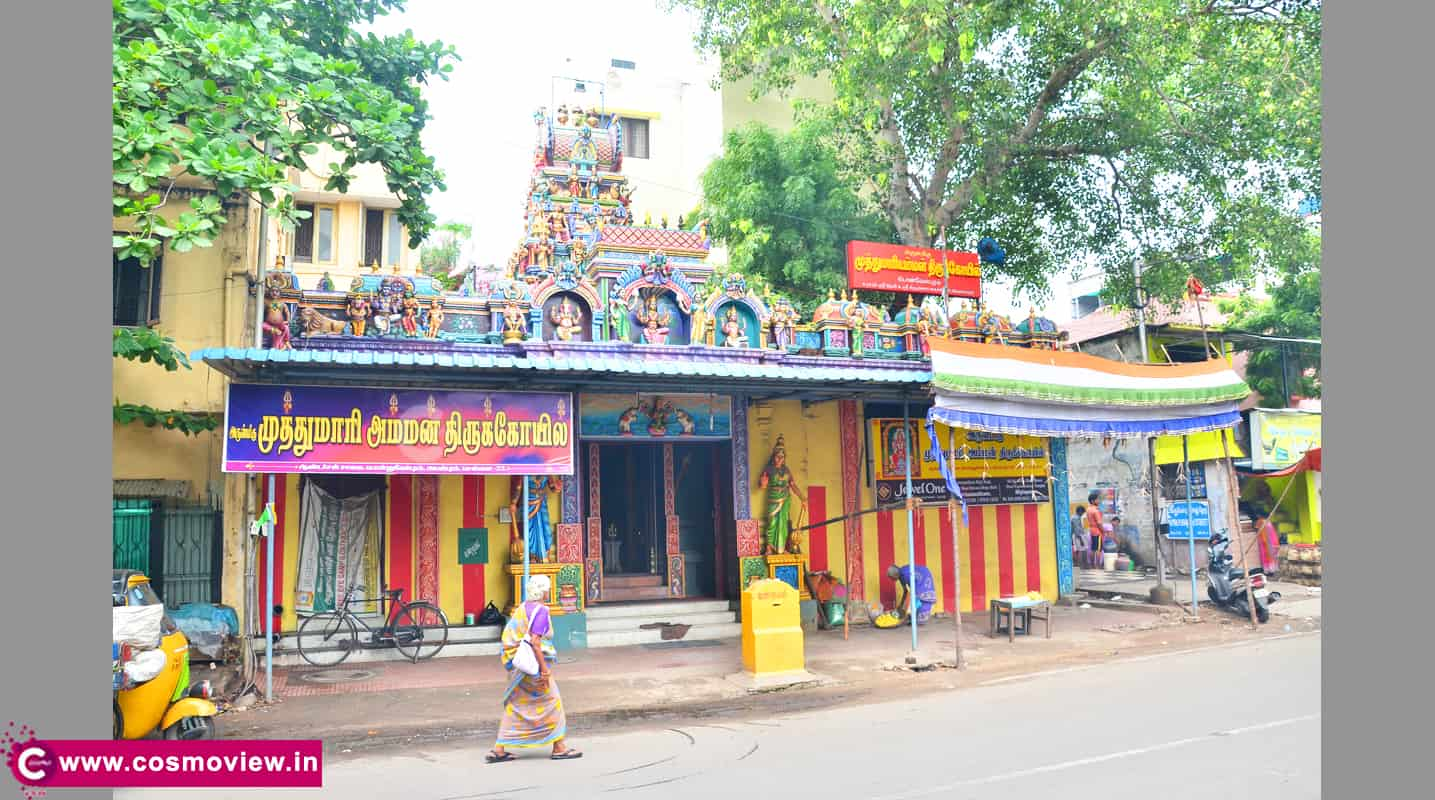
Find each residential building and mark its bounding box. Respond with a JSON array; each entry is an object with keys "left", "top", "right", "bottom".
[{"left": 113, "top": 159, "right": 419, "bottom": 629}]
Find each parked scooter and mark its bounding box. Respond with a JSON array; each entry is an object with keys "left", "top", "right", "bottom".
[
  {"left": 113, "top": 570, "right": 218, "bottom": 740},
  {"left": 1205, "top": 531, "right": 1281, "bottom": 623}
]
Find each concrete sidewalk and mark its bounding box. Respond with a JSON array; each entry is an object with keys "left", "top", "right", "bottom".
[
  {"left": 1076, "top": 567, "right": 1323, "bottom": 621},
  {"left": 218, "top": 602, "right": 1309, "bottom": 751}
]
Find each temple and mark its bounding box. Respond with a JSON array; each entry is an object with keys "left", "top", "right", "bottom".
[{"left": 197, "top": 106, "right": 1074, "bottom": 655}]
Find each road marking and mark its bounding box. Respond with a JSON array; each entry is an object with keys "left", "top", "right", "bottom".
[
  {"left": 978, "top": 631, "right": 1320, "bottom": 686},
  {"left": 870, "top": 714, "right": 1320, "bottom": 799}
]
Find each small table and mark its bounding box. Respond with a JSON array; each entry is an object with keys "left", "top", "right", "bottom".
[{"left": 989, "top": 597, "right": 1052, "bottom": 642}]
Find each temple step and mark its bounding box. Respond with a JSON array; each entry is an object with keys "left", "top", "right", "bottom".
[
  {"left": 596, "top": 584, "right": 673, "bottom": 602},
  {"left": 586, "top": 599, "right": 734, "bottom": 620},
  {"left": 601, "top": 573, "right": 665, "bottom": 589},
  {"left": 584, "top": 599, "right": 741, "bottom": 648}
]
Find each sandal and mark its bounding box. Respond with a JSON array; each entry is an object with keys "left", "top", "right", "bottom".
[
  {"left": 486, "top": 751, "right": 515, "bottom": 764},
  {"left": 551, "top": 749, "right": 583, "bottom": 761}
]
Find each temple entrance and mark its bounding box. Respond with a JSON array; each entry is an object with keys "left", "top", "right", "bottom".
[{"left": 591, "top": 441, "right": 728, "bottom": 602}]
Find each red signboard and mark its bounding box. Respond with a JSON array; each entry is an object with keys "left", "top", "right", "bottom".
[{"left": 845, "top": 240, "right": 982, "bottom": 297}]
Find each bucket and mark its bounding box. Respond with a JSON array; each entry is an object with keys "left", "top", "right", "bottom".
[{"left": 1102, "top": 552, "right": 1118, "bottom": 571}]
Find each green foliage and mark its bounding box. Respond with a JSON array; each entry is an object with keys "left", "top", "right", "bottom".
[
  {"left": 113, "top": 404, "right": 222, "bottom": 436},
  {"left": 676, "top": 0, "right": 1321, "bottom": 303},
  {"left": 113, "top": 0, "right": 455, "bottom": 436},
  {"left": 701, "top": 121, "right": 896, "bottom": 307},
  {"left": 113, "top": 326, "right": 192, "bottom": 372},
  {"left": 113, "top": 0, "right": 457, "bottom": 266},
  {"left": 1222, "top": 237, "right": 1321, "bottom": 405},
  {"left": 419, "top": 220, "right": 472, "bottom": 290},
  {"left": 112, "top": 327, "right": 220, "bottom": 435}
]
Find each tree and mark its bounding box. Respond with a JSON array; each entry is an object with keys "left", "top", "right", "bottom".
[
  {"left": 419, "top": 221, "right": 473, "bottom": 291},
  {"left": 675, "top": 0, "right": 1321, "bottom": 303},
  {"left": 700, "top": 121, "right": 896, "bottom": 307},
  {"left": 1221, "top": 225, "right": 1321, "bottom": 406},
  {"left": 113, "top": 0, "right": 456, "bottom": 434}
]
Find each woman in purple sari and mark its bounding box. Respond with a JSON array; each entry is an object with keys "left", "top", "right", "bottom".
[
  {"left": 486, "top": 576, "right": 582, "bottom": 763},
  {"left": 887, "top": 564, "right": 938, "bottom": 624}
]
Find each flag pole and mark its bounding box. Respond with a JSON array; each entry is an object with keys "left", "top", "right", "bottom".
[
  {"left": 903, "top": 398, "right": 919, "bottom": 654},
  {"left": 1183, "top": 436, "right": 1198, "bottom": 618},
  {"left": 522, "top": 477, "right": 532, "bottom": 593},
  {"left": 940, "top": 226, "right": 950, "bottom": 321},
  {"left": 264, "top": 474, "right": 275, "bottom": 703}
]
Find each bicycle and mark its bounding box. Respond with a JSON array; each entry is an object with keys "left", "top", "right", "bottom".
[{"left": 296, "top": 586, "right": 449, "bottom": 667}]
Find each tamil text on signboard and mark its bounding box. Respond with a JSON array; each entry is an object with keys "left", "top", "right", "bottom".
[
  {"left": 846, "top": 240, "right": 982, "bottom": 297},
  {"left": 224, "top": 384, "right": 575, "bottom": 475},
  {"left": 870, "top": 419, "right": 1050, "bottom": 506},
  {"left": 1164, "top": 500, "right": 1212, "bottom": 540}
]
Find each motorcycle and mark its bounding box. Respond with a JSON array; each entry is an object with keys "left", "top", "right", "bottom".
[
  {"left": 1205, "top": 531, "right": 1281, "bottom": 624},
  {"left": 113, "top": 570, "right": 219, "bottom": 740}
]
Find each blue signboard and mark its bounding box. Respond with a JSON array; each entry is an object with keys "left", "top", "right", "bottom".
[{"left": 1165, "top": 500, "right": 1212, "bottom": 540}]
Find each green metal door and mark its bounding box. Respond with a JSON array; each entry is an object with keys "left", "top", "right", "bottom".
[{"left": 113, "top": 499, "right": 153, "bottom": 574}]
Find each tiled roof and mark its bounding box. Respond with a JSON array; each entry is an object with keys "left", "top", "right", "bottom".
[
  {"left": 1064, "top": 297, "right": 1235, "bottom": 345},
  {"left": 598, "top": 226, "right": 708, "bottom": 252}
]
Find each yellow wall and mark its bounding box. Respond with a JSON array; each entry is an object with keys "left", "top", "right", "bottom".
[
  {"left": 113, "top": 161, "right": 431, "bottom": 632},
  {"left": 273, "top": 474, "right": 558, "bottom": 630},
  {"left": 113, "top": 197, "right": 255, "bottom": 502},
  {"left": 748, "top": 400, "right": 1058, "bottom": 615}
]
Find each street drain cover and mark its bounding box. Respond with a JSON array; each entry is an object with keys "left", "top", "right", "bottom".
[
  {"left": 642, "top": 640, "right": 723, "bottom": 651},
  {"left": 296, "top": 669, "right": 379, "bottom": 684}
]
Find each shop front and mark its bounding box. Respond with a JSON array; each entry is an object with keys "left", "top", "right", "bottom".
[{"left": 924, "top": 336, "right": 1253, "bottom": 611}]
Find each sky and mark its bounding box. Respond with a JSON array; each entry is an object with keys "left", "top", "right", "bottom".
[
  {"left": 363, "top": 1, "right": 1094, "bottom": 321},
  {"left": 366, "top": 0, "right": 715, "bottom": 273}
]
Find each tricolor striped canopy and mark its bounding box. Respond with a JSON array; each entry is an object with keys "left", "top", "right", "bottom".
[{"left": 927, "top": 337, "right": 1251, "bottom": 439}]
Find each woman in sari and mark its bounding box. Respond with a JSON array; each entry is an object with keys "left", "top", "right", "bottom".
[{"left": 487, "top": 576, "right": 582, "bottom": 763}]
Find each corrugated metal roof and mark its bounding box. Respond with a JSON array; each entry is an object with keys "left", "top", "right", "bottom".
[
  {"left": 113, "top": 479, "right": 192, "bottom": 499},
  {"left": 190, "top": 346, "right": 933, "bottom": 389}
]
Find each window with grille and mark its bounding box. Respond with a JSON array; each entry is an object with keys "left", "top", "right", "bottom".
[
  {"left": 620, "top": 117, "right": 650, "bottom": 159},
  {"left": 113, "top": 242, "right": 162, "bottom": 326}
]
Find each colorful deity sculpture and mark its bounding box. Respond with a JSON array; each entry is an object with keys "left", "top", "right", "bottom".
[
  {"left": 400, "top": 290, "right": 422, "bottom": 337},
  {"left": 636, "top": 294, "right": 671, "bottom": 345},
  {"left": 720, "top": 306, "right": 748, "bottom": 348},
  {"left": 346, "top": 292, "right": 371, "bottom": 337},
  {"left": 609, "top": 295, "right": 631, "bottom": 341},
  {"left": 262, "top": 287, "right": 291, "bottom": 350},
  {"left": 317, "top": 272, "right": 335, "bottom": 292},
  {"left": 572, "top": 125, "right": 599, "bottom": 164},
  {"left": 550, "top": 297, "right": 583, "bottom": 341},
  {"left": 425, "top": 298, "right": 444, "bottom": 339},
  {"left": 770, "top": 298, "right": 798, "bottom": 350},
  {"left": 550, "top": 210, "right": 569, "bottom": 243},
  {"left": 848, "top": 295, "right": 867, "bottom": 357},
  {"left": 690, "top": 304, "right": 708, "bottom": 346},
  {"left": 502, "top": 301, "right": 527, "bottom": 343},
  {"left": 757, "top": 435, "right": 806, "bottom": 555},
  {"left": 510, "top": 476, "right": 562, "bottom": 562}
]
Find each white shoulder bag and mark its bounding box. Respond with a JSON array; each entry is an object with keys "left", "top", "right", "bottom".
[{"left": 512, "top": 639, "right": 540, "bottom": 676}]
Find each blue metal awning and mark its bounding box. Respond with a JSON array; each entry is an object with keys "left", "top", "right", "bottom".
[{"left": 191, "top": 343, "right": 933, "bottom": 402}]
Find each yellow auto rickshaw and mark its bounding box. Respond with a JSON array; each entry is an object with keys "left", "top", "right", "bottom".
[{"left": 112, "top": 570, "right": 218, "bottom": 740}]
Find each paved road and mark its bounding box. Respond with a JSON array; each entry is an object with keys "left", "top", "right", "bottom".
[{"left": 122, "top": 632, "right": 1320, "bottom": 799}]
